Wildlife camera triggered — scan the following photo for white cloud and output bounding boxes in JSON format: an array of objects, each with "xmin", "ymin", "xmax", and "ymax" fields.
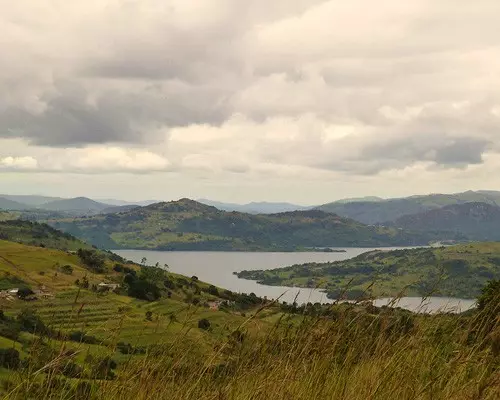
[
  {"xmin": 0, "ymin": 156, "xmax": 38, "ymax": 170},
  {"xmin": 0, "ymin": 1, "xmax": 500, "ymax": 201}
]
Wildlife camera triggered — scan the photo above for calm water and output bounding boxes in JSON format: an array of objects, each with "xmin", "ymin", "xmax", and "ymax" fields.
[{"xmin": 114, "ymin": 249, "xmax": 476, "ymax": 313}]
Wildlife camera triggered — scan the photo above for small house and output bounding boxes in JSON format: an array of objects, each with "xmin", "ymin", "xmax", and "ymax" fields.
[{"xmin": 98, "ymin": 282, "xmax": 120, "ymax": 291}]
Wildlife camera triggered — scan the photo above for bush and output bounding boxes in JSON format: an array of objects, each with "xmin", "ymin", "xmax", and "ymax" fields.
[
  {"xmin": 17, "ymin": 287, "xmax": 34, "ymax": 300},
  {"xmin": 207, "ymin": 285, "xmax": 219, "ymax": 296},
  {"xmin": 0, "ymin": 348, "xmax": 20, "ymax": 369},
  {"xmin": 91, "ymin": 356, "xmax": 117, "ymax": 380},
  {"xmin": 68, "ymin": 331, "xmax": 99, "ymax": 344},
  {"xmin": 61, "ymin": 265, "xmax": 73, "ymax": 275},
  {"xmin": 17, "ymin": 308, "xmax": 50, "ymax": 335},
  {"xmin": 198, "ymin": 318, "xmax": 211, "ymax": 331}
]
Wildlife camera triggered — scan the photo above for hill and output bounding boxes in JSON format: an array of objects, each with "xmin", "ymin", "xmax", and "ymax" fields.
[
  {"xmin": 236, "ymin": 242, "xmax": 500, "ymax": 299},
  {"xmin": 46, "ymin": 198, "xmax": 433, "ymax": 251},
  {"xmin": 0, "ymin": 194, "xmax": 62, "ymax": 206},
  {"xmin": 198, "ymin": 199, "xmax": 311, "ymax": 214},
  {"xmin": 0, "ymin": 232, "xmax": 498, "ymax": 398},
  {"xmin": 388, "ymin": 202, "xmax": 500, "ymax": 241},
  {"xmin": 39, "ymin": 197, "xmax": 112, "ymax": 214},
  {"xmin": 0, "ymin": 220, "xmax": 94, "ymax": 251},
  {"xmin": 100, "ymin": 204, "xmax": 140, "ymax": 214},
  {"xmin": 0, "ymin": 197, "xmax": 30, "ymax": 211},
  {"xmin": 316, "ymin": 190, "xmax": 500, "ymax": 224}
]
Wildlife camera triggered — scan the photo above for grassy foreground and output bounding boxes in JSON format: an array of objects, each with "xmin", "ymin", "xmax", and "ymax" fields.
[
  {"xmin": 0, "ymin": 290, "xmax": 499, "ymax": 400},
  {"xmin": 0, "ymin": 226, "xmax": 498, "ymax": 399}
]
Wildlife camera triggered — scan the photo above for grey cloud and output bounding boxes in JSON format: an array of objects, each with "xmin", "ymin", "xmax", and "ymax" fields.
[
  {"xmin": 0, "ymin": 81, "xmax": 232, "ymax": 146},
  {"xmin": 358, "ymin": 135, "xmax": 491, "ymax": 173},
  {"xmin": 434, "ymin": 138, "xmax": 489, "ymax": 165},
  {"xmin": 1, "ymin": 0, "xmax": 500, "ymax": 177}
]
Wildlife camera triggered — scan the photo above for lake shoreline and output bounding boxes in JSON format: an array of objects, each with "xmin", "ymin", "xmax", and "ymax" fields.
[{"xmin": 114, "ymin": 248, "xmax": 475, "ymax": 313}]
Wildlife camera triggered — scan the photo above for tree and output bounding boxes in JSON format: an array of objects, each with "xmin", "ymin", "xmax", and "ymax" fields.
[
  {"xmin": 141, "ymin": 257, "xmax": 147, "ymax": 266},
  {"xmin": 128, "ymin": 280, "xmax": 161, "ymax": 301},
  {"xmin": 77, "ymin": 249, "xmax": 105, "ymax": 273},
  {"xmin": 81, "ymin": 276, "xmax": 89, "ymax": 289},
  {"xmin": 145, "ymin": 311, "xmax": 153, "ymax": 321}
]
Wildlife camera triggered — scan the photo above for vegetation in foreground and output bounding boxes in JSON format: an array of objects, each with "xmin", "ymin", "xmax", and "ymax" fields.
[
  {"xmin": 0, "ymin": 224, "xmax": 498, "ymax": 399},
  {"xmin": 236, "ymin": 243, "xmax": 500, "ymax": 299},
  {"xmin": 0, "ymin": 280, "xmax": 498, "ymax": 399}
]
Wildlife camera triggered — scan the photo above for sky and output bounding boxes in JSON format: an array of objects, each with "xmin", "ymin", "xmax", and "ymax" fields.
[{"xmin": 1, "ymin": 0, "xmax": 500, "ymax": 204}]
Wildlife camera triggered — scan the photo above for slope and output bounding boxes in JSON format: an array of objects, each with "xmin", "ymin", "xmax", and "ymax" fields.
[
  {"xmin": 46, "ymin": 198, "xmax": 433, "ymax": 251},
  {"xmin": 0, "ymin": 197, "xmax": 30, "ymax": 211},
  {"xmin": 388, "ymin": 202, "xmax": 500, "ymax": 241},
  {"xmin": 198, "ymin": 199, "xmax": 311, "ymax": 213},
  {"xmin": 317, "ymin": 190, "xmax": 500, "ymax": 224},
  {"xmin": 0, "ymin": 194, "xmax": 63, "ymax": 206},
  {"xmin": 0, "ymin": 219, "xmax": 94, "ymax": 251},
  {"xmin": 236, "ymin": 242, "xmax": 500, "ymax": 299},
  {"xmin": 39, "ymin": 197, "xmax": 113, "ymax": 213}
]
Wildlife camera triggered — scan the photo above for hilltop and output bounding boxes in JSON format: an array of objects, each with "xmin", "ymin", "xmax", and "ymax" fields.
[
  {"xmin": 39, "ymin": 197, "xmax": 112, "ymax": 213},
  {"xmin": 46, "ymin": 198, "xmax": 433, "ymax": 251},
  {"xmin": 236, "ymin": 242, "xmax": 500, "ymax": 299},
  {"xmin": 316, "ymin": 190, "xmax": 500, "ymax": 224},
  {"xmin": 388, "ymin": 202, "xmax": 500, "ymax": 241},
  {"xmin": 0, "ymin": 197, "xmax": 29, "ymax": 211},
  {"xmin": 0, "ymin": 220, "xmax": 94, "ymax": 251},
  {"xmin": 198, "ymin": 199, "xmax": 311, "ymax": 213}
]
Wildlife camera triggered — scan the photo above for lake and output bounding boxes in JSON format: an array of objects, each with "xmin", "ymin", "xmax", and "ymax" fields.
[{"xmin": 114, "ymin": 249, "xmax": 476, "ymax": 313}]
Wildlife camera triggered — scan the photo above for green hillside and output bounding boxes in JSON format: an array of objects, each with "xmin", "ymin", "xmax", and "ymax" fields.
[
  {"xmin": 39, "ymin": 196, "xmax": 112, "ymax": 213},
  {"xmin": 317, "ymin": 190, "xmax": 500, "ymax": 224},
  {"xmin": 236, "ymin": 242, "xmax": 500, "ymax": 299},
  {"xmin": 0, "ymin": 228, "xmax": 498, "ymax": 399},
  {"xmin": 0, "ymin": 220, "xmax": 93, "ymax": 251},
  {"xmin": 0, "ymin": 197, "xmax": 29, "ymax": 211},
  {"xmin": 388, "ymin": 202, "xmax": 500, "ymax": 241},
  {"xmin": 46, "ymin": 199, "xmax": 434, "ymax": 251}
]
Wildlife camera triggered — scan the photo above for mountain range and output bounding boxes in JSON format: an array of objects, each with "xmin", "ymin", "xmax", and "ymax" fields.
[
  {"xmin": 388, "ymin": 202, "xmax": 500, "ymax": 241},
  {"xmin": 197, "ymin": 199, "xmax": 312, "ymax": 214},
  {"xmin": 46, "ymin": 198, "xmax": 431, "ymax": 251},
  {"xmin": 316, "ymin": 190, "xmax": 500, "ymax": 224}
]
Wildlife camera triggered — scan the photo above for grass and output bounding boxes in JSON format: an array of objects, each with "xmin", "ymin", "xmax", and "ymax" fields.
[
  {"xmin": 0, "ymin": 291, "xmax": 498, "ymax": 400},
  {"xmin": 0, "ymin": 237, "xmax": 499, "ymax": 399}
]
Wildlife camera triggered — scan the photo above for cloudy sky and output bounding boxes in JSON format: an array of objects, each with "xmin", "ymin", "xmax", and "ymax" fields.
[{"xmin": 1, "ymin": 0, "xmax": 500, "ymax": 204}]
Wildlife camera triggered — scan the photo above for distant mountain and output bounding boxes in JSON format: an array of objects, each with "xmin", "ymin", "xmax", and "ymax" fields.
[
  {"xmin": 388, "ymin": 202, "xmax": 500, "ymax": 241},
  {"xmin": 317, "ymin": 190, "xmax": 500, "ymax": 224},
  {"xmin": 39, "ymin": 197, "xmax": 112, "ymax": 214},
  {"xmin": 0, "ymin": 197, "xmax": 30, "ymax": 210},
  {"xmin": 95, "ymin": 199, "xmax": 159, "ymax": 207},
  {"xmin": 100, "ymin": 204, "xmax": 141, "ymax": 214},
  {"xmin": 198, "ymin": 199, "xmax": 311, "ymax": 214},
  {"xmin": 331, "ymin": 196, "xmax": 384, "ymax": 204},
  {"xmin": 47, "ymin": 198, "xmax": 432, "ymax": 251},
  {"xmin": 0, "ymin": 194, "xmax": 63, "ymax": 206}
]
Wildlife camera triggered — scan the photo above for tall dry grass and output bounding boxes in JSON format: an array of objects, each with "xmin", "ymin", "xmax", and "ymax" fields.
[{"xmin": 4, "ymin": 295, "xmax": 499, "ymax": 400}]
